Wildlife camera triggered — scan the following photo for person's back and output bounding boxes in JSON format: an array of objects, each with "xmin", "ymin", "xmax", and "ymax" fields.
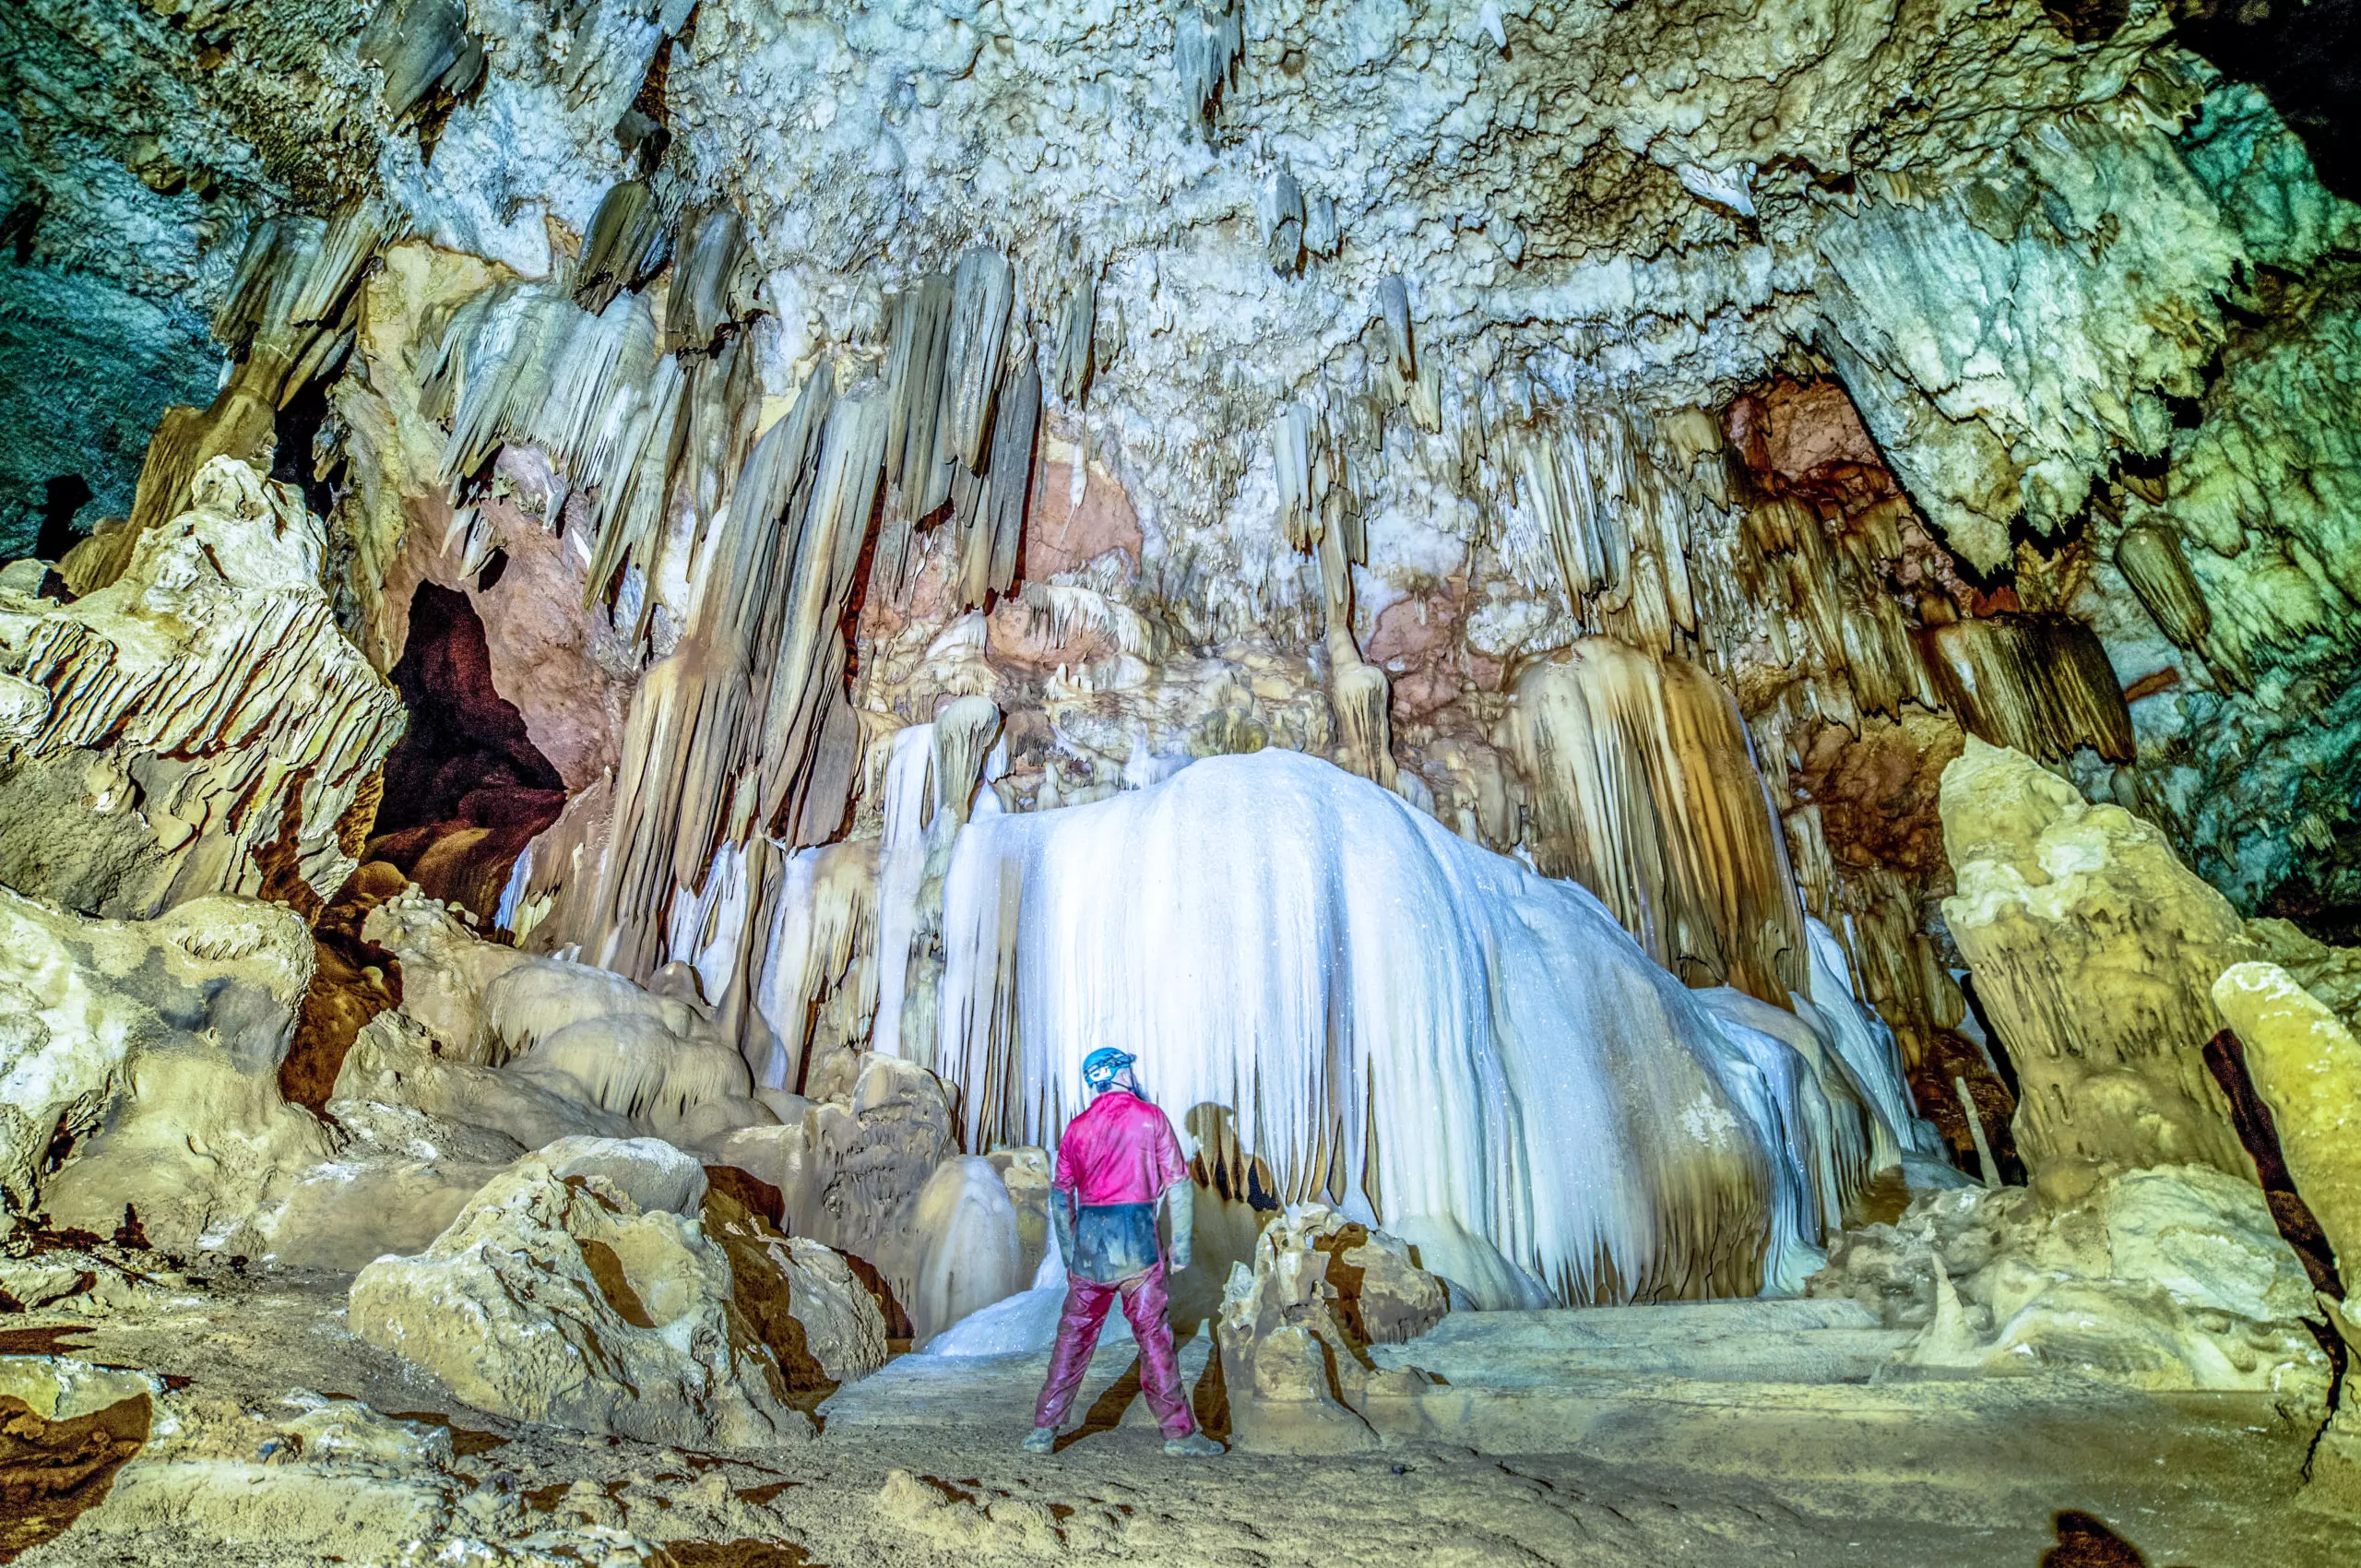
[{"xmin": 1024, "ymin": 1049, "xmax": 1223, "ymax": 1457}]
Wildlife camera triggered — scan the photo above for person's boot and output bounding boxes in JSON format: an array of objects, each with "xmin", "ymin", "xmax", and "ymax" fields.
[
  {"xmin": 1163, "ymin": 1430, "xmax": 1224, "ymax": 1457},
  {"xmin": 1022, "ymin": 1424, "xmax": 1059, "ymax": 1454}
]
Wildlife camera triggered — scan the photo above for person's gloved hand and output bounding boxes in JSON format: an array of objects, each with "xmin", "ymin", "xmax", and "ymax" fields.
[{"xmin": 1166, "ymin": 1181, "xmax": 1195, "ymax": 1272}]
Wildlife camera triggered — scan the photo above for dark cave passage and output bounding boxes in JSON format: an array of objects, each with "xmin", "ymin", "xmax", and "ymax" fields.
[
  {"xmin": 365, "ymin": 581, "xmax": 567, "ymax": 924},
  {"xmin": 2177, "ymin": 0, "xmax": 2361, "ymax": 204}
]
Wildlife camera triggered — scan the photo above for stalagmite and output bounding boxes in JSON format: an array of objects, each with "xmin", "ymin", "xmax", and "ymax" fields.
[
  {"xmin": 1940, "ymin": 739, "xmax": 2253, "ymax": 1200},
  {"xmin": 2213, "ymin": 962, "xmax": 2361, "ymax": 1508},
  {"xmin": 1503, "ymin": 638, "xmax": 1808, "ymax": 1006},
  {"xmin": 937, "ymin": 749, "xmax": 1907, "ymax": 1304}
]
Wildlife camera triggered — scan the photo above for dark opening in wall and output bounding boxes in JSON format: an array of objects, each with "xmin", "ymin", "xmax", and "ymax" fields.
[
  {"xmin": 272, "ymin": 371, "xmax": 346, "ymax": 521},
  {"xmin": 2177, "ymin": 0, "xmax": 2361, "ymax": 204},
  {"xmin": 32, "ymin": 474, "xmax": 91, "ymax": 560},
  {"xmin": 365, "ymin": 582, "xmax": 566, "ymax": 923}
]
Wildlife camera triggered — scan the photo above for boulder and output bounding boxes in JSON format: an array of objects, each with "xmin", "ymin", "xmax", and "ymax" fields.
[
  {"xmin": 701, "ymin": 1183, "xmax": 889, "ymax": 1388},
  {"xmin": 712, "ymin": 1052, "xmax": 1021, "ymax": 1342},
  {"xmin": 350, "ymin": 1160, "xmax": 811, "ymax": 1448},
  {"xmin": 3, "ymin": 888, "xmax": 327, "ymax": 1246}
]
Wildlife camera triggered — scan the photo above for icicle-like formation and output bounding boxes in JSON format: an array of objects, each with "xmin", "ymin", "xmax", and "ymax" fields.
[
  {"xmin": 113, "ymin": 202, "xmax": 392, "ymax": 553},
  {"xmin": 433, "ymin": 282, "xmax": 712, "ymax": 614},
  {"xmin": 943, "ymin": 247, "xmax": 1014, "ymax": 471},
  {"xmin": 1503, "ymin": 638, "xmax": 1808, "ymax": 1007},
  {"xmin": 1794, "ymin": 919, "xmax": 1940, "ymax": 1170},
  {"xmin": 357, "ymin": 0, "xmax": 484, "ymax": 120},
  {"xmin": 873, "ymin": 251, "xmax": 1038, "ymax": 610},
  {"xmin": 871, "ymin": 722, "xmax": 941, "ymax": 1065},
  {"xmin": 666, "ymin": 208, "xmax": 753, "ymax": 350},
  {"xmin": 1921, "ymin": 612, "xmax": 2136, "ymax": 762},
  {"xmin": 1054, "ymin": 275, "xmax": 1095, "ymax": 404},
  {"xmin": 523, "ymin": 366, "xmax": 888, "ymax": 1004},
  {"xmin": 937, "ymin": 750, "xmax": 1880, "ymax": 1304},
  {"xmin": 751, "ymin": 839, "xmax": 879, "ymax": 1092},
  {"xmin": 1174, "ymin": 0, "xmax": 1242, "ymax": 132},
  {"xmin": 1693, "ymin": 984, "xmax": 1887, "ymax": 1229},
  {"xmin": 574, "ymin": 180, "xmax": 672, "ymax": 314}
]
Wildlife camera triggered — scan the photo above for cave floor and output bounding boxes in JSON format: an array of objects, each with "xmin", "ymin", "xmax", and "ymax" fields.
[{"xmin": 5, "ymin": 1265, "xmax": 2343, "ymax": 1568}]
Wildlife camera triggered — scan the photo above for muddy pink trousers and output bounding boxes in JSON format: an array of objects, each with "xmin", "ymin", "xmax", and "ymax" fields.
[{"xmin": 1031, "ymin": 1263, "xmax": 1194, "ymax": 1438}]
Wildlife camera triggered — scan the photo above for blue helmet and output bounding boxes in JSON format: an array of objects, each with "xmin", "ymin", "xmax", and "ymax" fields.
[{"xmin": 1082, "ymin": 1047, "xmax": 1135, "ymax": 1090}]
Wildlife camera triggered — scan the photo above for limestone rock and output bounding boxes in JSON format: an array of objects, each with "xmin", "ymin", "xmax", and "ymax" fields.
[
  {"xmin": 1216, "ymin": 1206, "xmax": 1448, "ymax": 1455},
  {"xmin": 1809, "ymin": 1165, "xmax": 2327, "ymax": 1402},
  {"xmin": 350, "ymin": 1158, "xmax": 813, "ymax": 1448},
  {"xmin": 711, "ymin": 1052, "xmax": 1000, "ymax": 1339},
  {"xmin": 1939, "ymin": 739, "xmax": 2252, "ymax": 1200},
  {"xmin": 701, "ymin": 1182, "xmax": 889, "ymax": 1389},
  {"xmin": 2245, "ymin": 920, "xmax": 2361, "ymax": 1031},
  {"xmin": 2211, "ymin": 962, "xmax": 2361, "ymax": 1286},
  {"xmin": 0, "ymin": 886, "xmax": 325, "ymax": 1243},
  {"xmin": 0, "ymin": 457, "xmax": 404, "ymax": 918},
  {"xmin": 360, "ymin": 885, "xmax": 533, "ymax": 1058}
]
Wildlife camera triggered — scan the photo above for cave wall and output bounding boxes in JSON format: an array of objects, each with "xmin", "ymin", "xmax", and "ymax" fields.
[{"xmin": 5, "ymin": 0, "xmax": 2357, "ymax": 1195}]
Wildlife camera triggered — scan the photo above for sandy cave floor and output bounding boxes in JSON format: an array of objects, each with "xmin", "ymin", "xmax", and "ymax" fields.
[{"xmin": 3, "ymin": 1264, "xmax": 2347, "ymax": 1568}]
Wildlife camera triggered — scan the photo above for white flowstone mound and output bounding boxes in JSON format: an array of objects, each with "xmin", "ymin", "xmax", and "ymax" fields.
[
  {"xmin": 350, "ymin": 1155, "xmax": 812, "ymax": 1448},
  {"xmin": 0, "ymin": 456, "xmax": 404, "ymax": 917},
  {"xmin": 937, "ymin": 748, "xmax": 1916, "ymax": 1305}
]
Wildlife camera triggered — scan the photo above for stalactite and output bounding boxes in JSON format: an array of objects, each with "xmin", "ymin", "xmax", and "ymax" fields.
[
  {"xmin": 751, "ymin": 839, "xmax": 880, "ymax": 1094},
  {"xmin": 1921, "ymin": 613, "xmax": 2137, "ymax": 762},
  {"xmin": 884, "ymin": 273, "xmax": 955, "ymax": 536},
  {"xmin": 1503, "ymin": 637, "xmax": 1808, "ymax": 1007},
  {"xmin": 943, "ymin": 247, "xmax": 1014, "ymax": 474},
  {"xmin": 665, "ymin": 208, "xmax": 754, "ymax": 351},
  {"xmin": 357, "ymin": 0, "xmax": 484, "ymax": 121},
  {"xmin": 527, "ymin": 363, "xmax": 888, "ymax": 988},
  {"xmin": 573, "ymin": 180, "xmax": 672, "ymax": 315},
  {"xmin": 110, "ymin": 204, "xmax": 388, "ymax": 560},
  {"xmin": 2115, "ymin": 523, "xmax": 2250, "ymax": 688},
  {"xmin": 1264, "ymin": 169, "xmax": 1305, "ymax": 274},
  {"xmin": 1053, "ymin": 275, "xmax": 1095, "ymax": 406},
  {"xmin": 1174, "ymin": 0, "xmax": 1242, "ymax": 133},
  {"xmin": 981, "ymin": 361, "xmax": 1040, "ymax": 599}
]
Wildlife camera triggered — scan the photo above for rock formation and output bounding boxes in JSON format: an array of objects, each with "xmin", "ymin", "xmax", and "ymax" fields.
[
  {"xmin": 350, "ymin": 1154, "xmax": 812, "ymax": 1448},
  {"xmin": 1940, "ymin": 739, "xmax": 2254, "ymax": 1201},
  {"xmin": 0, "ymin": 457, "xmax": 404, "ymax": 920},
  {"xmin": 1215, "ymin": 1206, "xmax": 1447, "ymax": 1455},
  {"xmin": 1810, "ymin": 1164, "xmax": 2329, "ymax": 1401}
]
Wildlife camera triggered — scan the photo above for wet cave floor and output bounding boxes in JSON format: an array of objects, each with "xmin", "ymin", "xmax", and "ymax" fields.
[{"xmin": 1, "ymin": 1265, "xmax": 2340, "ymax": 1568}]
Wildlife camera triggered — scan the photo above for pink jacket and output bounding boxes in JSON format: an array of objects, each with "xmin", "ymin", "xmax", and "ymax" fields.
[{"xmin": 1053, "ymin": 1089, "xmax": 1189, "ymax": 1206}]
